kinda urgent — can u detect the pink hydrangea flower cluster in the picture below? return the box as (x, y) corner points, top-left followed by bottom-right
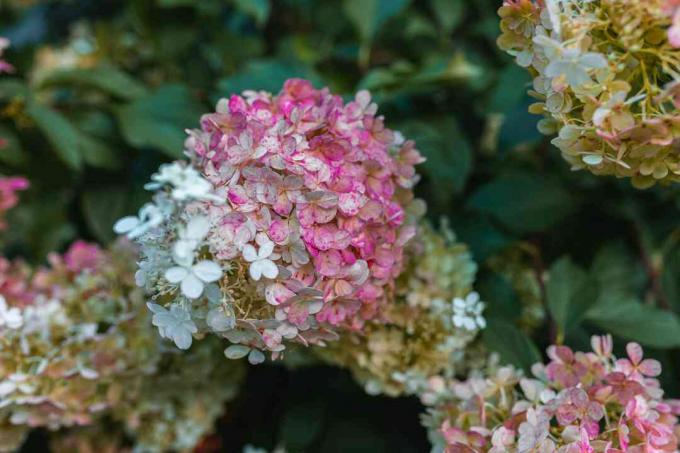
(118, 79), (423, 361)
(420, 336), (680, 452)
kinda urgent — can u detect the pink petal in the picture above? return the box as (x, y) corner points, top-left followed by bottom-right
(638, 359), (662, 377)
(626, 342), (643, 365)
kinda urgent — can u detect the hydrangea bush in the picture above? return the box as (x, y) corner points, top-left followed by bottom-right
(317, 222), (484, 397)
(0, 239), (244, 452)
(116, 79), (424, 362)
(498, 0), (680, 187)
(418, 336), (680, 452)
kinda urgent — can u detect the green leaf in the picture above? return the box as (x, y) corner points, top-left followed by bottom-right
(397, 117), (472, 201)
(81, 188), (129, 243)
(232, 0), (270, 26)
(663, 246), (680, 312)
(79, 136), (121, 170)
(483, 319), (541, 372)
(217, 60), (323, 96)
(587, 300), (680, 348)
(430, 0), (464, 33)
(37, 66), (147, 100)
(546, 257), (599, 337)
(488, 65), (531, 114)
(25, 101), (83, 170)
(468, 173), (577, 233)
(0, 125), (26, 166)
(115, 84), (205, 158)
(590, 243), (643, 307)
(343, 0), (411, 42)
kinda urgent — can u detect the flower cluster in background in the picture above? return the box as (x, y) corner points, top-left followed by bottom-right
(0, 239), (244, 452)
(419, 336), (680, 452)
(117, 79), (424, 362)
(317, 223), (484, 397)
(498, 0), (680, 187)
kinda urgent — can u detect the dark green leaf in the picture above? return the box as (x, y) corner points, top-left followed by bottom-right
(81, 188), (129, 243)
(217, 60), (323, 96)
(430, 0), (464, 33)
(343, 0), (411, 42)
(587, 300), (680, 348)
(37, 66), (147, 100)
(663, 246), (680, 312)
(468, 173), (576, 233)
(25, 101), (83, 170)
(115, 85), (205, 158)
(483, 318), (541, 372)
(398, 117), (472, 201)
(546, 257), (599, 336)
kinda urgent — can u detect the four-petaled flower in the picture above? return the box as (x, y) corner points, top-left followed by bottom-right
(535, 35), (607, 87)
(165, 256), (223, 299)
(242, 233), (278, 281)
(452, 291), (486, 331)
(615, 342), (662, 382)
(148, 302), (198, 349)
(113, 203), (166, 239)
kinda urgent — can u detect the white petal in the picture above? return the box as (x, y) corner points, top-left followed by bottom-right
(192, 260), (223, 283)
(146, 302), (168, 314)
(172, 328), (193, 349)
(249, 262), (263, 281)
(224, 344), (250, 359)
(580, 52), (607, 69)
(248, 349), (266, 365)
(152, 313), (176, 328)
(258, 240), (274, 259)
(181, 273), (204, 299)
(186, 216), (210, 240)
(165, 266), (188, 284)
(113, 216), (139, 234)
(259, 260), (279, 280)
(582, 154), (603, 166)
(242, 244), (258, 262)
(463, 318), (476, 331)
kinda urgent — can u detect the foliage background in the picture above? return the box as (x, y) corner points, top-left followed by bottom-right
(0, 0), (678, 451)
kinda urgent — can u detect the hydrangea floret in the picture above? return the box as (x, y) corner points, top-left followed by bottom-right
(419, 335), (680, 452)
(116, 79), (424, 362)
(498, 0), (680, 188)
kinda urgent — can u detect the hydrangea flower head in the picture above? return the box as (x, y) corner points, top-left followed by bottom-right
(419, 335), (680, 452)
(119, 79), (424, 360)
(498, 0), (680, 187)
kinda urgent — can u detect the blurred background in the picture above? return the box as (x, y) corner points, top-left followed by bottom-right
(1, 0), (679, 451)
